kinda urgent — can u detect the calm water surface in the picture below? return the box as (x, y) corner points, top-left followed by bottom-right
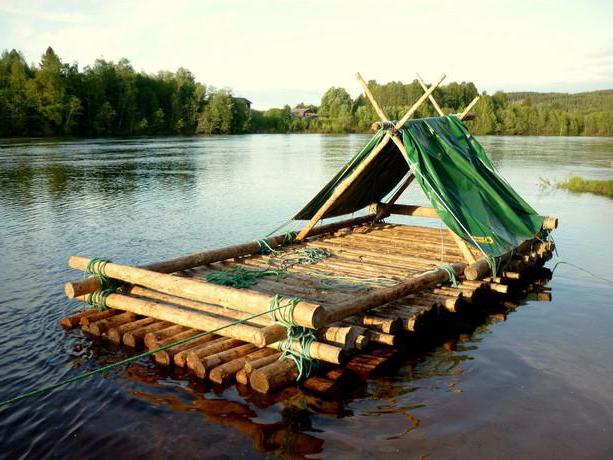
(0, 134), (612, 459)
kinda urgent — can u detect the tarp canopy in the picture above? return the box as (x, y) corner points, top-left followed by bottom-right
(294, 115), (544, 258)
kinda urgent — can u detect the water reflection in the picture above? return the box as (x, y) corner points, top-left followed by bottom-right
(0, 135), (612, 458)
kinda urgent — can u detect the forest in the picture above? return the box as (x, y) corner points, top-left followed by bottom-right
(1, 47), (612, 137)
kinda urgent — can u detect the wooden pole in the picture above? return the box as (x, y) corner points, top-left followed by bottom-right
(68, 256), (325, 330)
(324, 262), (466, 323)
(64, 214), (377, 298)
(74, 292), (274, 347)
(356, 72), (389, 121)
(295, 74), (446, 242)
(383, 203), (439, 218)
(460, 96), (480, 120)
(208, 348), (278, 385)
(416, 74), (445, 116)
(373, 176), (415, 222)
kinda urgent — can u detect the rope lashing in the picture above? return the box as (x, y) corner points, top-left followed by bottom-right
(0, 296), (314, 408)
(256, 238), (278, 255)
(268, 294), (317, 380)
(437, 264), (459, 287)
(86, 288), (116, 311)
(85, 257), (116, 290)
(205, 267), (286, 289)
(85, 258), (118, 310)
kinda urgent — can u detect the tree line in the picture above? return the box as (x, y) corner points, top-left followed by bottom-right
(1, 47), (612, 138)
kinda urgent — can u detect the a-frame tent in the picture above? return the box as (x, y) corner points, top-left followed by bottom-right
(294, 72), (550, 271)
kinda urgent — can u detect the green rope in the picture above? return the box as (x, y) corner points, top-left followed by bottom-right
(86, 288), (116, 311)
(256, 238), (278, 255)
(268, 295), (317, 380)
(205, 267), (286, 289)
(0, 296), (303, 408)
(268, 248), (330, 271)
(437, 264), (459, 287)
(85, 257), (117, 291)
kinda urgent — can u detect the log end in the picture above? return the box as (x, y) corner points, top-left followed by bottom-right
(123, 333), (138, 348)
(186, 352), (206, 379)
(153, 351), (171, 366)
(542, 216), (558, 230)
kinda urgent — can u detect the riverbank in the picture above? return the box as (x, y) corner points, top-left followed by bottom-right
(557, 176), (613, 198)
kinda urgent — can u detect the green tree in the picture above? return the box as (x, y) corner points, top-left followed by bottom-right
(197, 90), (233, 134)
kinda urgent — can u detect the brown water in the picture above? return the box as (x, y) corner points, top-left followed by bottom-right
(0, 134), (612, 459)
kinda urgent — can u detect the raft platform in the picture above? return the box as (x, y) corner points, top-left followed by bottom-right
(60, 217), (555, 394)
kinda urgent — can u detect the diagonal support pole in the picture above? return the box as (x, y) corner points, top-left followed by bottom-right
(295, 74), (446, 242)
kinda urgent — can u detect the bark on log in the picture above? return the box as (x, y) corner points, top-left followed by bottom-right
(324, 262), (465, 323)
(68, 256), (324, 330)
(59, 308), (100, 329)
(190, 343), (258, 379)
(250, 359), (300, 394)
(208, 348), (278, 385)
(107, 317), (157, 344)
(74, 292), (274, 347)
(64, 213), (377, 298)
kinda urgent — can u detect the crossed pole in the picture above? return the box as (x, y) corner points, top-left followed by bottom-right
(295, 73), (446, 241)
(296, 72), (481, 264)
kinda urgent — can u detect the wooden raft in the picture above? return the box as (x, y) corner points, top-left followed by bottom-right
(60, 217), (555, 394)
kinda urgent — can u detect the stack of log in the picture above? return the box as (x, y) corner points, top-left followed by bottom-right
(60, 216), (556, 394)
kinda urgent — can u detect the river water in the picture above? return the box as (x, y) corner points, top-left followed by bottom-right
(0, 134), (612, 459)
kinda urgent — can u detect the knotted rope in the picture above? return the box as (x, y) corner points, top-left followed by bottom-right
(269, 295), (318, 380)
(85, 258), (118, 311)
(437, 264), (459, 287)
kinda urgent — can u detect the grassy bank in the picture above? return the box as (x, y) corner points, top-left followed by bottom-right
(557, 176), (613, 198)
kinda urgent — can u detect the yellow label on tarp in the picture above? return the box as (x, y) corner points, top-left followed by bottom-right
(472, 236), (494, 244)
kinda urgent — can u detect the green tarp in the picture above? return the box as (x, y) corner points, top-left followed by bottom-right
(294, 115), (544, 258)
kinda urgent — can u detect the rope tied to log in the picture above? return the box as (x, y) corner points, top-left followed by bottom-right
(85, 258), (118, 310)
(269, 294), (318, 380)
(437, 264), (459, 287)
(205, 267), (287, 289)
(85, 257), (117, 290)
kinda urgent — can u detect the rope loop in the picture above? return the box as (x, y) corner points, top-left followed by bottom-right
(437, 264), (459, 287)
(86, 288), (115, 311)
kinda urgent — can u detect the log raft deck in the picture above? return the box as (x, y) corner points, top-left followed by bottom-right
(59, 72), (559, 394)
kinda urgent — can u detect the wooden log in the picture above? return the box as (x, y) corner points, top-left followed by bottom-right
(60, 308), (100, 329)
(236, 368), (249, 385)
(64, 213), (378, 298)
(385, 203), (440, 218)
(244, 353), (283, 374)
(542, 216), (558, 230)
(354, 334), (370, 349)
(250, 359), (300, 394)
(89, 312), (138, 336)
(107, 317), (157, 344)
(173, 336), (225, 367)
(74, 292), (276, 347)
(460, 96), (480, 120)
(190, 343), (258, 379)
(186, 338), (244, 376)
(144, 325), (188, 349)
(373, 176), (415, 222)
(316, 326), (360, 350)
(79, 309), (116, 326)
(147, 328), (198, 351)
(154, 331), (220, 366)
(208, 348), (277, 385)
(464, 239), (536, 280)
(123, 320), (172, 347)
(324, 262), (465, 323)
(68, 256), (324, 330)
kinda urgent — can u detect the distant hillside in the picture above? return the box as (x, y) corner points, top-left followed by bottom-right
(505, 89), (613, 112)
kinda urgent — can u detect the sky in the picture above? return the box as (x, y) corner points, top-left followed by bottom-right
(1, 0), (612, 109)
